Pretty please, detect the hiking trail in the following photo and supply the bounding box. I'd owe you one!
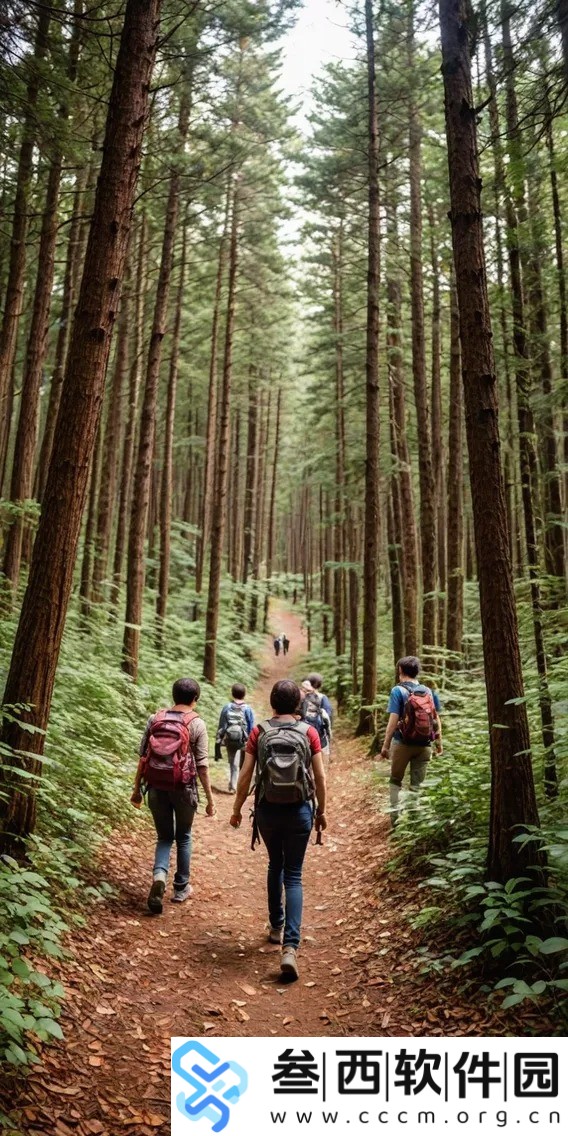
[5,603,526,1136]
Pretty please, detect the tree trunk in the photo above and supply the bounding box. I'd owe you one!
[203,185,240,684]
[429,203,446,649]
[439,0,543,883]
[242,373,259,587]
[556,0,568,79]
[249,390,269,632]
[408,0,436,652]
[545,111,568,546]
[333,223,347,659]
[156,224,188,648]
[356,0,381,737]
[35,158,91,499]
[110,213,147,613]
[263,386,281,632]
[2,158,62,591]
[122,92,189,679]
[501,2,558,796]
[348,506,360,695]
[194,188,230,599]
[0,0,161,855]
[91,266,131,606]
[0,8,51,486]
[79,418,103,622]
[446,277,464,665]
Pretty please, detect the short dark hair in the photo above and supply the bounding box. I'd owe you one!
[270,679,301,715]
[308,673,323,689]
[172,677,200,705]
[232,683,246,700]
[397,656,420,679]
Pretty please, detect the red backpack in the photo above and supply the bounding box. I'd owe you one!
[140,710,198,792]
[398,684,436,745]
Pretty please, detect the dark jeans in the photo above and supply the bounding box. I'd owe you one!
[256,800,313,948]
[147,787,196,891]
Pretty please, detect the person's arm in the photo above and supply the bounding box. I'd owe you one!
[381,712,401,759]
[131,756,144,807]
[131,718,152,806]
[312,751,327,831]
[433,694,443,755]
[216,705,227,742]
[191,720,216,816]
[230,751,256,826]
[245,705,255,736]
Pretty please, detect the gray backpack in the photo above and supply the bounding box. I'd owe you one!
[256,720,314,805]
[223,704,247,750]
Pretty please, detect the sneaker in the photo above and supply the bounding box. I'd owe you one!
[171,884,193,904]
[268,926,283,944]
[147,879,165,914]
[280,945,299,980]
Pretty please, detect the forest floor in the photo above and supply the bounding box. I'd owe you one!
[4,604,544,1136]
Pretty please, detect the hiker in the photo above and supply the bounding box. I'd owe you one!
[229,679,327,981]
[216,683,255,793]
[300,678,332,755]
[379,656,442,827]
[131,677,216,913]
[308,672,333,755]
[273,636,282,657]
[282,634,290,656]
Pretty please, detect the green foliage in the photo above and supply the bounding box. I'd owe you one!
[0,560,263,1066]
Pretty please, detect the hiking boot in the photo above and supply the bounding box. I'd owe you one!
[147,879,165,914]
[171,884,193,904]
[280,946,299,980]
[268,925,283,944]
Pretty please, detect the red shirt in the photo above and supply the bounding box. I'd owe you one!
[246,718,321,759]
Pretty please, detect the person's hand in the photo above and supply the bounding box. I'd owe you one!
[206,800,216,817]
[315,812,327,832]
[380,746,390,761]
[230,811,242,828]
[130,789,143,808]
[435,742,443,757]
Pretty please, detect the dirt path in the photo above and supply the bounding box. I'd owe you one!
[5,603,524,1136]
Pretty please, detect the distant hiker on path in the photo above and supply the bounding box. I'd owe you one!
[379,656,442,827]
[131,677,215,913]
[273,636,282,657]
[216,683,255,793]
[308,672,333,756]
[229,679,327,982]
[282,634,290,655]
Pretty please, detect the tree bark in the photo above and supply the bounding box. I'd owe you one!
[356,0,381,736]
[446,277,464,664]
[263,386,281,632]
[439,0,543,883]
[122,91,189,679]
[194,188,230,598]
[110,213,147,613]
[429,203,446,649]
[408,0,436,652]
[203,184,240,684]
[156,224,188,648]
[332,223,347,659]
[0,8,51,486]
[0,0,161,854]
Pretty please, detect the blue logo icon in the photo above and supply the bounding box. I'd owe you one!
[172,1040,248,1132]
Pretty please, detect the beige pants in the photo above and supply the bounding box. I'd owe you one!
[389,740,430,826]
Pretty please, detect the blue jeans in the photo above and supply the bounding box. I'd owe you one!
[256,801,313,948]
[147,787,196,891]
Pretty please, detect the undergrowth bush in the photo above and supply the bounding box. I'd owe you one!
[0,567,264,1068]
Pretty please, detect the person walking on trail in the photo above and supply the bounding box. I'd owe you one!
[379,656,442,828]
[216,683,255,793]
[273,636,282,657]
[131,678,215,913]
[229,679,327,982]
[282,634,290,656]
[308,672,333,756]
[300,678,332,756]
